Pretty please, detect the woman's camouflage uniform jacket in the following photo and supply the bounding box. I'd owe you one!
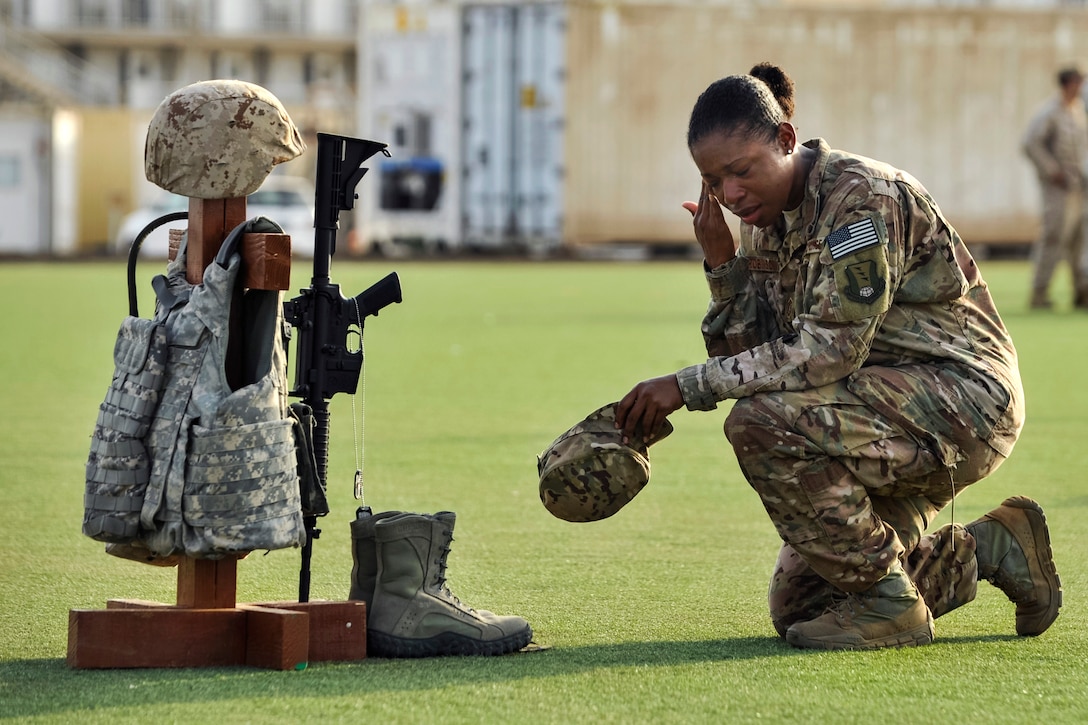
[675,138,1024,460]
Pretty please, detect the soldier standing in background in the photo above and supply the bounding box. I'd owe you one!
[1022,65,1088,310]
[614,63,1062,650]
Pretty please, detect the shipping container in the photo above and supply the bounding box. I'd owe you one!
[358,0,1088,253]
[359,1,566,254]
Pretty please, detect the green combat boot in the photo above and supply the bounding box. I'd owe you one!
[348,508,406,606]
[785,561,934,650]
[966,496,1062,636]
[367,511,533,657]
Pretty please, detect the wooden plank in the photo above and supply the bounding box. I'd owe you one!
[248,601,367,662]
[240,232,292,291]
[187,197,246,284]
[77,599,320,670]
[168,228,185,260]
[106,598,171,609]
[243,606,310,670]
[67,608,246,669]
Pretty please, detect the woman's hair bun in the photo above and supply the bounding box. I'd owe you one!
[749,62,795,120]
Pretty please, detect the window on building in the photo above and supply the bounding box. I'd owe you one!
[76,0,109,27]
[161,46,179,83]
[122,0,149,26]
[165,0,197,29]
[254,47,270,86]
[0,156,21,188]
[0,0,18,23]
[259,0,300,33]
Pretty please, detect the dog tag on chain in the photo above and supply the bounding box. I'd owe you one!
[354,470,364,501]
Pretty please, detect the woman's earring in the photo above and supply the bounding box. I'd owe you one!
[786,147,793,155]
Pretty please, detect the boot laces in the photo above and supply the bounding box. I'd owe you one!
[988,568,1033,605]
[827,590,872,625]
[433,531,474,613]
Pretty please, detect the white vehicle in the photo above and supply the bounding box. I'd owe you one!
[115,175,317,258]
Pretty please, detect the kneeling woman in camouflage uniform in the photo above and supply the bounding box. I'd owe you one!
[615,63,1062,650]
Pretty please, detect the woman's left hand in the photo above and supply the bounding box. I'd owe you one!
[615,375,684,442]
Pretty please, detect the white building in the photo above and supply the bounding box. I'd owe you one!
[0,0,358,254]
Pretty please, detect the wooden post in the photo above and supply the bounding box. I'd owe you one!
[186,197,248,284]
[174,197,252,609]
[177,557,238,609]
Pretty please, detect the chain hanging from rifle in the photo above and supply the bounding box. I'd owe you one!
[349,297,366,503]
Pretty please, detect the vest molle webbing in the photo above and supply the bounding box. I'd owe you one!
[83,218,306,561]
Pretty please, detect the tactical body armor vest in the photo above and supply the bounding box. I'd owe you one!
[84,219,305,561]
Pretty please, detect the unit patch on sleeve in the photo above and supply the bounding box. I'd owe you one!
[826,217,880,260]
[843,259,886,303]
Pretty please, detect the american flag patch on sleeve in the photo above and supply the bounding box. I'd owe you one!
[826,217,881,260]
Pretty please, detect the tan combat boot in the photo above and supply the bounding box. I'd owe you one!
[966,496,1062,636]
[347,508,406,607]
[368,511,533,657]
[785,561,934,650]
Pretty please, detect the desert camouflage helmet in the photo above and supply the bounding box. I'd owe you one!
[537,403,673,523]
[144,79,306,199]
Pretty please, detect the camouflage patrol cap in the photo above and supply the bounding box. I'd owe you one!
[144,79,306,199]
[538,403,673,523]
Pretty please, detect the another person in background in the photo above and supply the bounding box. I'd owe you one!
[1022,65,1088,309]
[615,63,1061,650]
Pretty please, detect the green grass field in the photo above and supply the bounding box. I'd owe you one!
[1,257,1086,723]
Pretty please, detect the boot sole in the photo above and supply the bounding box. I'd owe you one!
[991,496,1063,636]
[786,617,934,651]
[368,625,533,658]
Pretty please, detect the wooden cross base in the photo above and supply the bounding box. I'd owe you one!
[67,558,367,670]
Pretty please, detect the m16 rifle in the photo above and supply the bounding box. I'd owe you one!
[283,133,401,602]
